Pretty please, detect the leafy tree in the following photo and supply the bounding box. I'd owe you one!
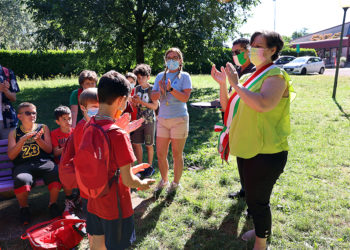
[0,0,37,49]
[292,28,309,40]
[23,0,259,69]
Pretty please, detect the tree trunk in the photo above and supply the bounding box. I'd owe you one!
[136,33,145,64]
[135,0,144,64]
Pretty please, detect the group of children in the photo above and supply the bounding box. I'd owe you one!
[8,65,160,249]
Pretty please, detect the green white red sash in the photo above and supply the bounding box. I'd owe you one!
[215,63,276,162]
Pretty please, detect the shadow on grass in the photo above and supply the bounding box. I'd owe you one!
[133,193,176,245]
[184,199,254,250]
[333,98,350,121]
[183,88,221,169]
[15,86,76,129]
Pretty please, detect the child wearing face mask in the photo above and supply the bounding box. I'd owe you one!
[66,87,99,216]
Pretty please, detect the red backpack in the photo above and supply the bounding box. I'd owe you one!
[73,117,120,199]
[21,217,86,250]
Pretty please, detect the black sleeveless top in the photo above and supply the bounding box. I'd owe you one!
[13,124,52,165]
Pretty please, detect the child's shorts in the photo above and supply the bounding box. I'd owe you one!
[130,121,155,146]
[87,212,136,250]
[157,116,189,139]
[12,159,61,194]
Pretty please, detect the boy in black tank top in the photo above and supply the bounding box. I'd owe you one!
[7,102,61,225]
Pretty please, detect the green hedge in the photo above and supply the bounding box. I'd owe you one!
[0,50,91,78]
[0,48,233,78]
[280,47,317,57]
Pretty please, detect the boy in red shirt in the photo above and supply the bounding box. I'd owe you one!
[51,106,74,165]
[51,105,82,215]
[86,71,155,249]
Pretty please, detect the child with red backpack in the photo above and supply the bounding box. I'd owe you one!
[74,71,155,249]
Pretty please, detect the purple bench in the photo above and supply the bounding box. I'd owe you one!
[0,139,44,193]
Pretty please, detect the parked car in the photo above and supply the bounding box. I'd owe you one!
[274,56,295,68]
[283,56,325,75]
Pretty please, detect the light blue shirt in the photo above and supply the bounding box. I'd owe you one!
[153,71,192,119]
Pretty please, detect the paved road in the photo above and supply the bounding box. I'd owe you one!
[324,68,350,76]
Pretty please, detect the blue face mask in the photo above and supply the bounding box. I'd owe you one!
[166,60,180,71]
[87,108,99,117]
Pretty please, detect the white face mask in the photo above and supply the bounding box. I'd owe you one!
[130,83,135,89]
[87,107,99,117]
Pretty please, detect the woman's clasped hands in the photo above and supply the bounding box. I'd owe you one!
[211,62,239,88]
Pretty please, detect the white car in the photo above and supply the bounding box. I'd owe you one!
[283,56,325,75]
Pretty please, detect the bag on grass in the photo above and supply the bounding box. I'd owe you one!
[73,117,120,198]
[21,217,86,250]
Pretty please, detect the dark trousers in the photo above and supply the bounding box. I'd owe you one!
[238,151,288,238]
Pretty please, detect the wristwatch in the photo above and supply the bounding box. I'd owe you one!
[169,87,174,92]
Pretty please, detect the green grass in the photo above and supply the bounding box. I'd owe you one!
[14,74,350,249]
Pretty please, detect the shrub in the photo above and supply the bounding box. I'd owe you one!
[280,47,317,57]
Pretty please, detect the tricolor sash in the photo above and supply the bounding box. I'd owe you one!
[215,63,277,162]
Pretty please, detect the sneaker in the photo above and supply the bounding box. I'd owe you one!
[154,179,169,192]
[167,181,181,194]
[228,189,245,199]
[20,207,31,225]
[63,198,76,217]
[141,166,155,178]
[49,203,61,219]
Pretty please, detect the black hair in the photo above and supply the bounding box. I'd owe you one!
[133,64,151,77]
[98,70,131,105]
[54,105,71,120]
[250,31,284,61]
[232,38,250,49]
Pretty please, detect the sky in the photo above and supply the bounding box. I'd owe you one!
[238,0,350,37]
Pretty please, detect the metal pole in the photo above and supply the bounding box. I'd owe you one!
[333,7,348,99]
[273,0,276,32]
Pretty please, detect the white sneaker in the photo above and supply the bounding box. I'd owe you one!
[167,181,181,194]
[154,179,169,192]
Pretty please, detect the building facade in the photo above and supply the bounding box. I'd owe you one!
[291,22,350,67]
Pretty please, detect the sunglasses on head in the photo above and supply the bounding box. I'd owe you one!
[22,111,37,116]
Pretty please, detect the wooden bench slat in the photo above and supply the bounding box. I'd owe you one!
[0,180,13,192]
[0,162,13,169]
[0,154,10,161]
[0,169,12,177]
[0,147,8,153]
[0,139,8,146]
[0,176,12,181]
